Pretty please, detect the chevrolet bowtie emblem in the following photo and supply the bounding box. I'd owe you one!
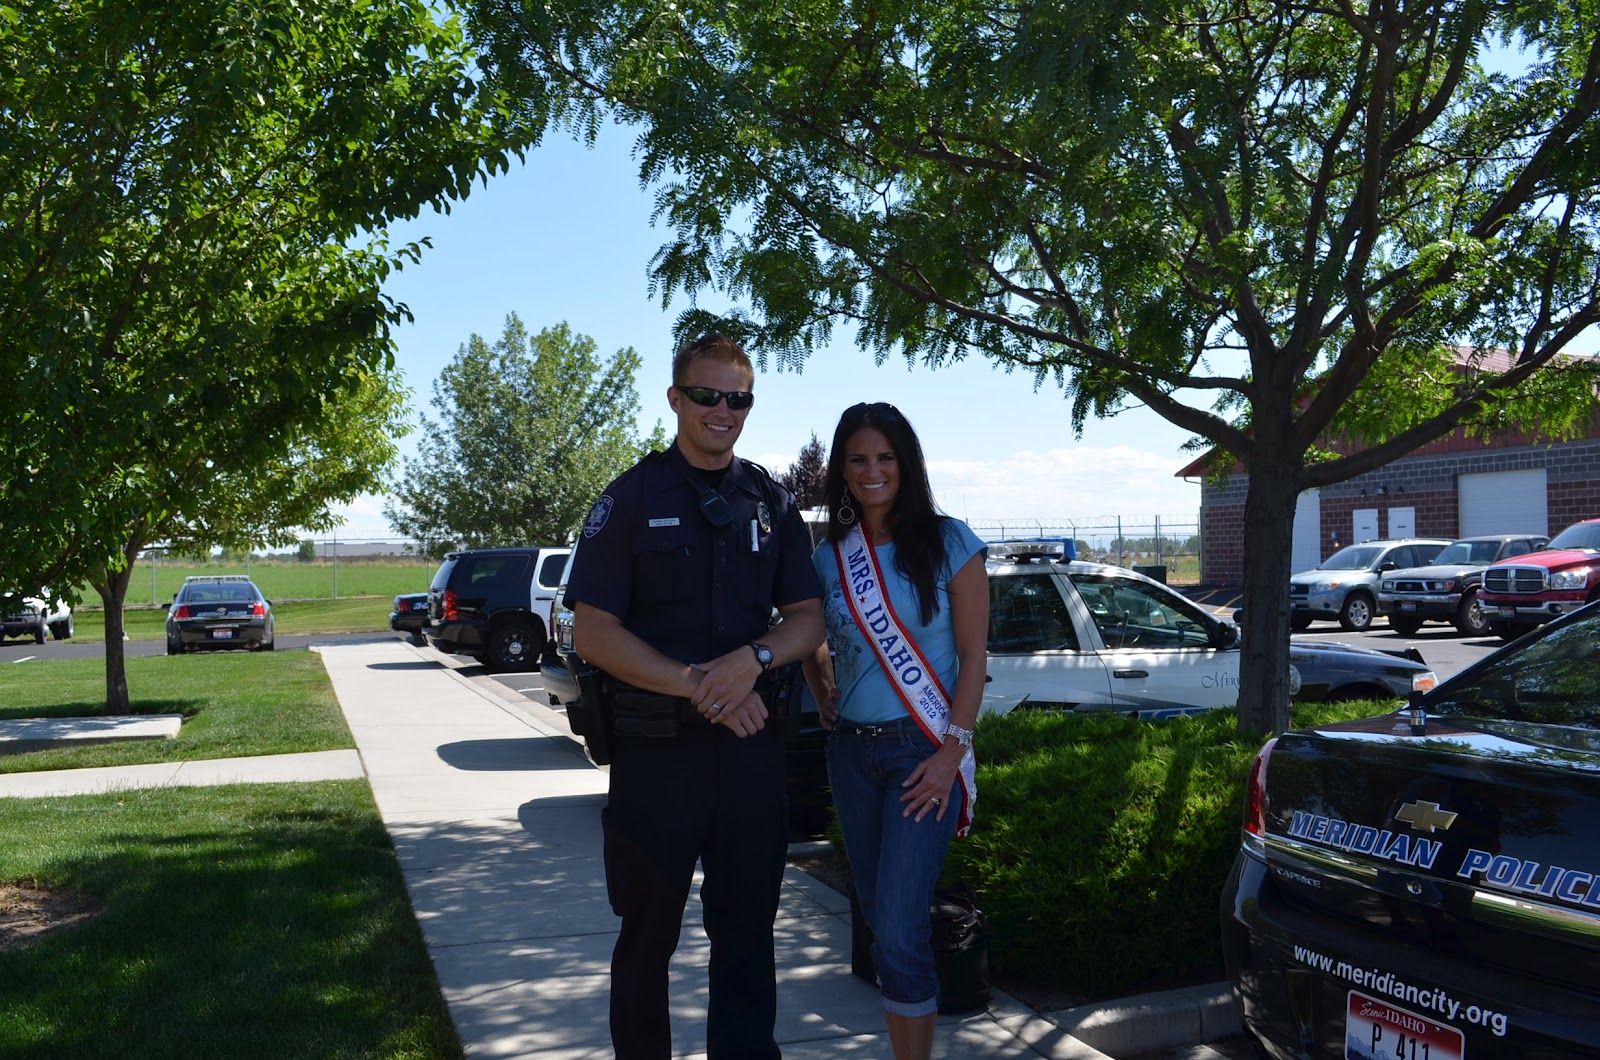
[1396,800,1458,833]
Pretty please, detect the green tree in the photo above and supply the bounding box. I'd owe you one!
[91,370,409,713]
[0,0,521,608]
[297,540,319,564]
[778,433,828,510]
[386,316,665,547]
[465,0,1600,731]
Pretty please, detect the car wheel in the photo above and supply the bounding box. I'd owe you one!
[49,614,74,640]
[486,620,540,673]
[1453,591,1490,636]
[166,639,182,655]
[33,621,46,645]
[1338,593,1374,631]
[1290,615,1313,631]
[1388,616,1423,636]
[1488,620,1523,642]
[263,637,275,651]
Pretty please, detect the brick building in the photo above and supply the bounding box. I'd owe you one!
[1188,416,1600,587]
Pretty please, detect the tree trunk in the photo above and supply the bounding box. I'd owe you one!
[1236,460,1302,735]
[96,563,137,716]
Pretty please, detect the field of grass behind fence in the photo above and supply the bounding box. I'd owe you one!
[81,557,436,610]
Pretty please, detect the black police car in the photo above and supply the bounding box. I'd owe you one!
[389,592,429,641]
[164,575,275,654]
[1221,599,1600,1058]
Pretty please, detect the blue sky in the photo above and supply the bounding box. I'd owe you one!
[339,127,1203,540]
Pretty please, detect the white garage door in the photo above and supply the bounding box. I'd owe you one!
[1291,489,1321,572]
[1459,468,1548,536]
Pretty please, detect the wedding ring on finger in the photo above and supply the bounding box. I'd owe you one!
[930,797,941,806]
[710,703,724,713]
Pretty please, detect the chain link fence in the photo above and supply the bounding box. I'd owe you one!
[129,539,434,607]
[967,516,1202,586]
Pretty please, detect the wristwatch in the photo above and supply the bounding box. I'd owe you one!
[749,642,774,671]
[944,723,974,749]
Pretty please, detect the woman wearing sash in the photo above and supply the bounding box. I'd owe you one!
[801,401,988,1059]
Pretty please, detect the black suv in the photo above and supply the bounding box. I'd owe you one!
[424,546,570,672]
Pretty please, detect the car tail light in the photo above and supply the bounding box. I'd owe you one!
[1243,737,1278,844]
[444,588,459,621]
[174,604,192,619]
[251,601,266,617]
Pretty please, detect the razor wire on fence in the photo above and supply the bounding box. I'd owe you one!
[967,515,1202,584]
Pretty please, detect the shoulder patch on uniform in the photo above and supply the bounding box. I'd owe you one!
[582,495,615,538]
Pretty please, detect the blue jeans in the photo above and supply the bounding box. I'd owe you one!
[827,718,957,1017]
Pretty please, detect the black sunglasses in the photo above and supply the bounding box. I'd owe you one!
[845,401,904,420]
[677,385,755,411]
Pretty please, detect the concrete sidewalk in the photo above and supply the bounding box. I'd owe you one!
[0,640,1240,1058]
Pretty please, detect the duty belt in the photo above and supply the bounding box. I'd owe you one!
[609,673,790,738]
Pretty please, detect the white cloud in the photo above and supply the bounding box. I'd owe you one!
[929,447,1200,536]
[753,444,1201,539]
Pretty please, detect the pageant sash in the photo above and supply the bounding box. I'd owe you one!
[833,524,976,836]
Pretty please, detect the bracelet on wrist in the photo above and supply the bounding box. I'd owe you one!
[944,723,974,749]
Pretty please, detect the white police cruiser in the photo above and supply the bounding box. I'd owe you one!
[983,541,1435,718]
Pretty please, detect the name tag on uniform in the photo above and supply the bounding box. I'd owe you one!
[648,517,681,527]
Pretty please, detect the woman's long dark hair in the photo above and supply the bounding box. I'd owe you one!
[823,402,948,625]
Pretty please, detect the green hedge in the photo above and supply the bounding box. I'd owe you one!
[944,701,1379,995]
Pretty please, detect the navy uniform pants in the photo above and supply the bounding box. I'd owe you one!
[603,721,788,1059]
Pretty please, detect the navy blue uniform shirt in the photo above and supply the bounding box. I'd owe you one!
[566,443,821,665]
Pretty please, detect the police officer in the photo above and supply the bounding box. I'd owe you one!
[567,332,824,1060]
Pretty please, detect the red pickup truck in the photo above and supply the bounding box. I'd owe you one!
[1478,517,1600,640]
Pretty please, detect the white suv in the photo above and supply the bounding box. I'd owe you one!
[0,590,74,644]
[985,542,1435,717]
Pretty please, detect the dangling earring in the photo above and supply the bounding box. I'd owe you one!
[838,491,857,525]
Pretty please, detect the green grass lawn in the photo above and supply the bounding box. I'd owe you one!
[0,653,354,773]
[0,651,457,1057]
[0,782,460,1059]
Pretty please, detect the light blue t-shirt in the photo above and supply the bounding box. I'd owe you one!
[813,518,986,724]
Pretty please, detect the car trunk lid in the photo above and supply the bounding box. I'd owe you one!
[1257,712,1600,989]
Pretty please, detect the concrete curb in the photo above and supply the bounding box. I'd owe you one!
[1037,982,1239,1055]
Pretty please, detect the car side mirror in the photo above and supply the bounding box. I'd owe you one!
[1216,621,1239,648]
[161,603,171,611]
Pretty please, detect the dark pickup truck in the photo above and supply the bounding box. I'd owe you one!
[1222,598,1600,1059]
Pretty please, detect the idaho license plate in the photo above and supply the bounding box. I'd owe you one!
[1400,601,1418,611]
[212,629,234,639]
[1346,990,1464,1060]
[1497,607,1516,618]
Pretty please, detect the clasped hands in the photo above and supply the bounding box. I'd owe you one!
[687,648,769,737]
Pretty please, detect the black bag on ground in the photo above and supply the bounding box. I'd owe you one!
[850,884,993,1014]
